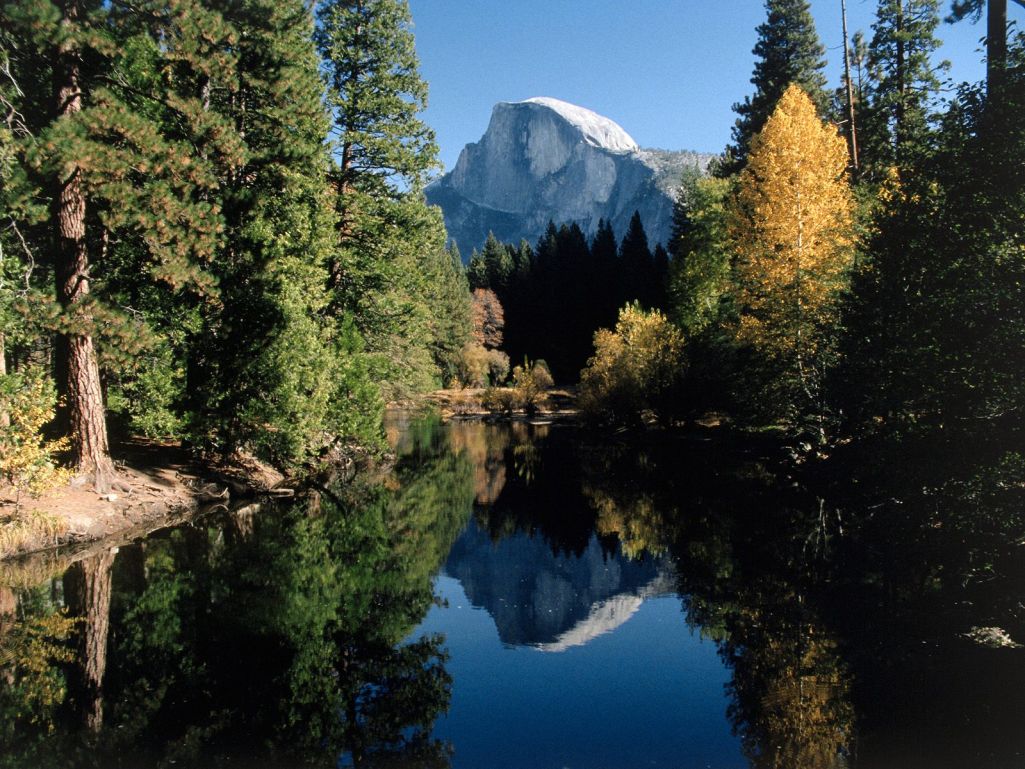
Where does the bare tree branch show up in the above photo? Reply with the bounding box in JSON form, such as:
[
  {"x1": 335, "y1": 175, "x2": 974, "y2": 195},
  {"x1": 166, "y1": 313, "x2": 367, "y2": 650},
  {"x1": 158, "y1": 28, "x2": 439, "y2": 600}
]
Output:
[{"x1": 5, "y1": 219, "x2": 36, "y2": 291}]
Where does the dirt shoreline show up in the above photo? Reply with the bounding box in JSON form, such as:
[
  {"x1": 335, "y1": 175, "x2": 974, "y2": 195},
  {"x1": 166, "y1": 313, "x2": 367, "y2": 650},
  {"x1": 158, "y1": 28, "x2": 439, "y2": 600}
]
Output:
[
  {"x1": 0, "y1": 437, "x2": 288, "y2": 561},
  {"x1": 1, "y1": 390, "x2": 577, "y2": 562}
]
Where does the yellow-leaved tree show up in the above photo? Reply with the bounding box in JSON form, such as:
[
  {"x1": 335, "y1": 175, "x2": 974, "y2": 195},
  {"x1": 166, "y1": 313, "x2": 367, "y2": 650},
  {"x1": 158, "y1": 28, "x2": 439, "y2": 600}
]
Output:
[
  {"x1": 579, "y1": 304, "x2": 686, "y2": 426},
  {"x1": 730, "y1": 84, "x2": 854, "y2": 432}
]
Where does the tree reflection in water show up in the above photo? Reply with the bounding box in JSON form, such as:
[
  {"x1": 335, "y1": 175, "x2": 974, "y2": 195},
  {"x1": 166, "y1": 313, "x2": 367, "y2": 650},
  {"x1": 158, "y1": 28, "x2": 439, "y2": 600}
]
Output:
[
  {"x1": 0, "y1": 415, "x2": 473, "y2": 768},
  {"x1": 583, "y1": 427, "x2": 1025, "y2": 769},
  {"x1": 63, "y1": 550, "x2": 116, "y2": 733},
  {"x1": 0, "y1": 417, "x2": 1022, "y2": 768}
]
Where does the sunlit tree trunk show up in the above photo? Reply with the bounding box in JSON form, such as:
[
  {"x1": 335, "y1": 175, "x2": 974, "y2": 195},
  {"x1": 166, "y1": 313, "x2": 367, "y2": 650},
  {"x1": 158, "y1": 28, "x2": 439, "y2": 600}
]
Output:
[
  {"x1": 0, "y1": 332, "x2": 8, "y2": 428},
  {"x1": 52, "y1": 0, "x2": 116, "y2": 492},
  {"x1": 841, "y1": 0, "x2": 859, "y2": 174},
  {"x1": 63, "y1": 549, "x2": 116, "y2": 732}
]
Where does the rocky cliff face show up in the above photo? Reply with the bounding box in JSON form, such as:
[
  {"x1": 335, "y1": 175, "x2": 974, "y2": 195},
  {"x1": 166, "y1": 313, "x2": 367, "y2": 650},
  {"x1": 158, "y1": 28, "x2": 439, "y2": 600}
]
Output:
[{"x1": 426, "y1": 97, "x2": 713, "y2": 255}]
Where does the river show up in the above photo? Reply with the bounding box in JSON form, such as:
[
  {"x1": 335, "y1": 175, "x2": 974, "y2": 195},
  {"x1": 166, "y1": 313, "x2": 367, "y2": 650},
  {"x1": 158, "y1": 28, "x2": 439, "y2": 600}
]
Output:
[{"x1": 1, "y1": 412, "x2": 1023, "y2": 768}]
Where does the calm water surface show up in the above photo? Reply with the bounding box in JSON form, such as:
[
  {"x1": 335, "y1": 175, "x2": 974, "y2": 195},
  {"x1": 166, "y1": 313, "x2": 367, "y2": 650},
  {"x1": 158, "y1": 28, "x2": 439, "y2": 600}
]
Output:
[{"x1": 1, "y1": 413, "x2": 1024, "y2": 768}]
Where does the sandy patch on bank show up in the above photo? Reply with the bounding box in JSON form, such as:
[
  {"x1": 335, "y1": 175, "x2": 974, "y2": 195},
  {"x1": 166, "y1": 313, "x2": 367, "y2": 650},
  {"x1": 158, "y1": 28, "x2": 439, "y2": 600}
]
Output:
[{"x1": 0, "y1": 437, "x2": 279, "y2": 559}]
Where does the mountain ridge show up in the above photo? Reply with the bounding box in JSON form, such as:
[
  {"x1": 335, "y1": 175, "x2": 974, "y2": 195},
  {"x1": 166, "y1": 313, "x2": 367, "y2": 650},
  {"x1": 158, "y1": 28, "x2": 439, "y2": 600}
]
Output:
[{"x1": 426, "y1": 97, "x2": 714, "y2": 256}]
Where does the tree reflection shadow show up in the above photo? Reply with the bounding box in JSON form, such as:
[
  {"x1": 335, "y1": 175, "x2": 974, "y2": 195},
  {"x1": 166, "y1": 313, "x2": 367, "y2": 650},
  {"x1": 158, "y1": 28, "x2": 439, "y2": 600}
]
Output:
[
  {"x1": 577, "y1": 428, "x2": 1025, "y2": 769},
  {"x1": 0, "y1": 415, "x2": 474, "y2": 768},
  {"x1": 0, "y1": 418, "x2": 1023, "y2": 768}
]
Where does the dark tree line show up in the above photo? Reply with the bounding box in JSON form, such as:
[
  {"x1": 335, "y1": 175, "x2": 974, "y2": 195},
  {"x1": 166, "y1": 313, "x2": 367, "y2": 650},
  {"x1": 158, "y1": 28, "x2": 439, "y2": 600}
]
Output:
[{"x1": 465, "y1": 213, "x2": 669, "y2": 382}]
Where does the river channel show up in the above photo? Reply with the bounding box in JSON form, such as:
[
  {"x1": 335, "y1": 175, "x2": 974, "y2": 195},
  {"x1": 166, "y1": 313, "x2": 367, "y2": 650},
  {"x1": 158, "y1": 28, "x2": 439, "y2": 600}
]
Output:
[{"x1": 1, "y1": 413, "x2": 1023, "y2": 768}]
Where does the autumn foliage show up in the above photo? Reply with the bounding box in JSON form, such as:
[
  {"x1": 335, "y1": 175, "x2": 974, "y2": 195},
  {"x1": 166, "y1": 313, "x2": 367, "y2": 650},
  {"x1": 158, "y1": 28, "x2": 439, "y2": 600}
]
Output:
[
  {"x1": 579, "y1": 304, "x2": 687, "y2": 426},
  {"x1": 471, "y1": 289, "x2": 505, "y2": 350},
  {"x1": 456, "y1": 289, "x2": 510, "y2": 387},
  {"x1": 730, "y1": 84, "x2": 855, "y2": 422},
  {"x1": 0, "y1": 371, "x2": 71, "y2": 508}
]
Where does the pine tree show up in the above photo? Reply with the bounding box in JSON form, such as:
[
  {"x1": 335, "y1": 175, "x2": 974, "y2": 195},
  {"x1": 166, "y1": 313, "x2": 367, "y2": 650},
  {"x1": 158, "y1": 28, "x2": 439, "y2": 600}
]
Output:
[
  {"x1": 479, "y1": 231, "x2": 515, "y2": 291},
  {"x1": 94, "y1": 2, "x2": 242, "y2": 442},
  {"x1": 669, "y1": 176, "x2": 732, "y2": 338},
  {"x1": 5, "y1": 0, "x2": 242, "y2": 489},
  {"x1": 947, "y1": 0, "x2": 1025, "y2": 97},
  {"x1": 513, "y1": 239, "x2": 533, "y2": 280},
  {"x1": 422, "y1": 244, "x2": 472, "y2": 386},
  {"x1": 652, "y1": 244, "x2": 670, "y2": 310},
  {"x1": 534, "y1": 221, "x2": 559, "y2": 272},
  {"x1": 731, "y1": 85, "x2": 855, "y2": 429},
  {"x1": 315, "y1": 0, "x2": 437, "y2": 307},
  {"x1": 591, "y1": 218, "x2": 619, "y2": 267},
  {"x1": 721, "y1": 0, "x2": 829, "y2": 176},
  {"x1": 590, "y1": 218, "x2": 621, "y2": 329},
  {"x1": 836, "y1": 38, "x2": 1025, "y2": 435},
  {"x1": 554, "y1": 222, "x2": 593, "y2": 377},
  {"x1": 667, "y1": 165, "x2": 704, "y2": 256},
  {"x1": 619, "y1": 211, "x2": 655, "y2": 308},
  {"x1": 668, "y1": 173, "x2": 738, "y2": 420},
  {"x1": 499, "y1": 239, "x2": 535, "y2": 368},
  {"x1": 317, "y1": 0, "x2": 463, "y2": 398},
  {"x1": 187, "y1": 0, "x2": 359, "y2": 463},
  {"x1": 860, "y1": 0, "x2": 948, "y2": 177},
  {"x1": 315, "y1": 0, "x2": 436, "y2": 203},
  {"x1": 466, "y1": 248, "x2": 486, "y2": 289},
  {"x1": 852, "y1": 30, "x2": 871, "y2": 101},
  {"x1": 0, "y1": 18, "x2": 45, "y2": 414}
]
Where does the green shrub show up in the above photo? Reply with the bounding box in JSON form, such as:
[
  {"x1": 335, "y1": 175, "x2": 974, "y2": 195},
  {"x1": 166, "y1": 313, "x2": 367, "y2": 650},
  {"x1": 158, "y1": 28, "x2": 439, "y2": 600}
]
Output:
[
  {"x1": 458, "y1": 344, "x2": 510, "y2": 388},
  {"x1": 458, "y1": 342, "x2": 490, "y2": 388},
  {"x1": 106, "y1": 342, "x2": 185, "y2": 439},
  {"x1": 481, "y1": 387, "x2": 517, "y2": 415}
]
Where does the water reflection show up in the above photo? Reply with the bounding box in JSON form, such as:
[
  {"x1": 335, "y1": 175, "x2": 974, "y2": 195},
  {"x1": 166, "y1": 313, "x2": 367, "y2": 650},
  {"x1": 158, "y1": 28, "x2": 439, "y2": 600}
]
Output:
[
  {"x1": 0, "y1": 414, "x2": 473, "y2": 768},
  {"x1": 63, "y1": 550, "x2": 115, "y2": 733},
  {"x1": 579, "y1": 428, "x2": 1025, "y2": 769},
  {"x1": 0, "y1": 415, "x2": 1022, "y2": 768},
  {"x1": 445, "y1": 518, "x2": 673, "y2": 650}
]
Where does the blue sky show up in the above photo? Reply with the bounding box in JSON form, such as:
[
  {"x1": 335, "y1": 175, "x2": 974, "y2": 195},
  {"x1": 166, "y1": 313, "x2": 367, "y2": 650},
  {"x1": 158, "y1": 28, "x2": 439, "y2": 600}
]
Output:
[{"x1": 408, "y1": 0, "x2": 1024, "y2": 171}]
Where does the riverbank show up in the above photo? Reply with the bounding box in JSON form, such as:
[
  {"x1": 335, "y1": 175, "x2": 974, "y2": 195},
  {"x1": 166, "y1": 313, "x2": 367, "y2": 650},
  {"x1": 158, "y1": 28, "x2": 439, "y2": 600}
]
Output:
[
  {"x1": 0, "y1": 437, "x2": 287, "y2": 560},
  {"x1": 418, "y1": 386, "x2": 580, "y2": 421}
]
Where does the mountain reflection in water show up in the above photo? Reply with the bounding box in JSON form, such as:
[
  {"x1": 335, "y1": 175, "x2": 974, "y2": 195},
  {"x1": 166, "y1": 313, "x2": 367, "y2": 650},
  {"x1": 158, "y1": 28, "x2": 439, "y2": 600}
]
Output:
[
  {"x1": 443, "y1": 517, "x2": 673, "y2": 650},
  {"x1": 0, "y1": 413, "x2": 1023, "y2": 769}
]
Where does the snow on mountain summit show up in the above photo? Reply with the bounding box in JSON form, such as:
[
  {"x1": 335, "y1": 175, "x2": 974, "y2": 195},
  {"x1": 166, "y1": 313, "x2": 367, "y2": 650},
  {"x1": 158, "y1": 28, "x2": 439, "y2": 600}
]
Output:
[
  {"x1": 517, "y1": 97, "x2": 639, "y2": 153},
  {"x1": 426, "y1": 97, "x2": 713, "y2": 255}
]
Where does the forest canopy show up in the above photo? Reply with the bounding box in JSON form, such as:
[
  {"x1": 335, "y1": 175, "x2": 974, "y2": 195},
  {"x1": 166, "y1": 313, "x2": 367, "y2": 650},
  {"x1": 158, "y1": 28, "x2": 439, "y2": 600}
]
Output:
[
  {"x1": 0, "y1": 0, "x2": 470, "y2": 493},
  {"x1": 1, "y1": 0, "x2": 1024, "y2": 509}
]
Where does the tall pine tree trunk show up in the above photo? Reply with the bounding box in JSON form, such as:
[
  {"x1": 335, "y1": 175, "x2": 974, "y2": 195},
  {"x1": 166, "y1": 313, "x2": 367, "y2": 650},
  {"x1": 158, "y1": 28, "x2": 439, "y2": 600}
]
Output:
[
  {"x1": 0, "y1": 331, "x2": 8, "y2": 428},
  {"x1": 53, "y1": 0, "x2": 116, "y2": 492},
  {"x1": 895, "y1": 2, "x2": 907, "y2": 156},
  {"x1": 841, "y1": 0, "x2": 859, "y2": 174}
]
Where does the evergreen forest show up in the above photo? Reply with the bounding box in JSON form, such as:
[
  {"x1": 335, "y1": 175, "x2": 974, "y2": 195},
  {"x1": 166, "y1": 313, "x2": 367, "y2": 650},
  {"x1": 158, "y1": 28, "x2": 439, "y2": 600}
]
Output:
[
  {"x1": 1, "y1": 0, "x2": 1024, "y2": 533},
  {"x1": 2, "y1": 2, "x2": 1025, "y2": 766},
  {"x1": 0, "y1": 0, "x2": 472, "y2": 498}
]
